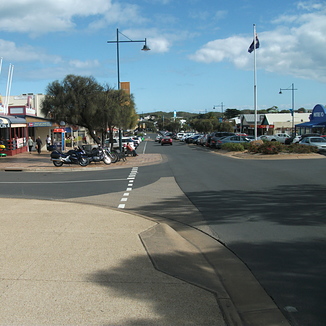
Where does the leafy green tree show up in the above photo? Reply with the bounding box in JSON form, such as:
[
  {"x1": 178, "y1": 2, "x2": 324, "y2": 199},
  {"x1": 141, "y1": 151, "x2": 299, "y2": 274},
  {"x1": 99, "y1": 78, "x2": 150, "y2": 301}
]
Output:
[
  {"x1": 41, "y1": 75, "x2": 103, "y2": 143},
  {"x1": 224, "y1": 108, "x2": 241, "y2": 119},
  {"x1": 41, "y1": 75, "x2": 137, "y2": 145}
]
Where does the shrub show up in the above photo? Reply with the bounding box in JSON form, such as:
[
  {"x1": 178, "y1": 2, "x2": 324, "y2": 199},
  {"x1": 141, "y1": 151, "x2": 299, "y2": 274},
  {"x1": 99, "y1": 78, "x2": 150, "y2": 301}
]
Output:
[
  {"x1": 286, "y1": 143, "x2": 318, "y2": 153},
  {"x1": 221, "y1": 143, "x2": 245, "y2": 151},
  {"x1": 242, "y1": 142, "x2": 251, "y2": 150},
  {"x1": 248, "y1": 141, "x2": 261, "y2": 153},
  {"x1": 247, "y1": 140, "x2": 284, "y2": 155}
]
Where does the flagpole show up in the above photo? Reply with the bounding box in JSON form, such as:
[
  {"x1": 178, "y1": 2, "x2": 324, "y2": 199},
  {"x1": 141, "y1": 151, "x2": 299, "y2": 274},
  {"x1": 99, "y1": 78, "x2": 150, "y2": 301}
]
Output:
[{"x1": 253, "y1": 24, "x2": 258, "y2": 140}]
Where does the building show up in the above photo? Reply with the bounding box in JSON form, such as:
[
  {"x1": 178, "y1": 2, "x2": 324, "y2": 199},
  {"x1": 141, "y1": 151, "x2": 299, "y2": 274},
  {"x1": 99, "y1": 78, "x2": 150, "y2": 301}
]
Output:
[
  {"x1": 240, "y1": 112, "x2": 311, "y2": 136},
  {"x1": 0, "y1": 94, "x2": 57, "y2": 155},
  {"x1": 296, "y1": 104, "x2": 326, "y2": 134}
]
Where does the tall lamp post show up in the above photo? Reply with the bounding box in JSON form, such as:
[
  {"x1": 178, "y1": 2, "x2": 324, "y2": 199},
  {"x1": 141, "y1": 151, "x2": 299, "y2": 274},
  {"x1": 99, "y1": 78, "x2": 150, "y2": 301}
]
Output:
[
  {"x1": 279, "y1": 83, "x2": 297, "y2": 135},
  {"x1": 213, "y1": 102, "x2": 224, "y2": 120},
  {"x1": 107, "y1": 28, "x2": 150, "y2": 151}
]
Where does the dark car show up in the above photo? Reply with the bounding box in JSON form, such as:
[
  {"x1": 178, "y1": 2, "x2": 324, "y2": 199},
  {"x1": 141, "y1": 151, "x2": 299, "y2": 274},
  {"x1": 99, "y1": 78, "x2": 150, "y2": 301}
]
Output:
[
  {"x1": 208, "y1": 132, "x2": 235, "y2": 148},
  {"x1": 161, "y1": 137, "x2": 173, "y2": 145}
]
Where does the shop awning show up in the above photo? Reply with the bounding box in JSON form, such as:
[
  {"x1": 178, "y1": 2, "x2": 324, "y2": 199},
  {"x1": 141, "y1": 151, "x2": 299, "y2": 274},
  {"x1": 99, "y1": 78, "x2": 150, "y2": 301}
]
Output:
[
  {"x1": 296, "y1": 121, "x2": 326, "y2": 128},
  {"x1": 4, "y1": 116, "x2": 27, "y2": 127},
  {"x1": 0, "y1": 116, "x2": 10, "y2": 128}
]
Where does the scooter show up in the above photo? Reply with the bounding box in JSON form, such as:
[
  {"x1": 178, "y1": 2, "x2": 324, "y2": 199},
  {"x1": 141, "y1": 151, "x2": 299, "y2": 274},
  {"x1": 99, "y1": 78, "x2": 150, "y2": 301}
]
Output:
[
  {"x1": 81, "y1": 145, "x2": 111, "y2": 165},
  {"x1": 50, "y1": 147, "x2": 89, "y2": 167}
]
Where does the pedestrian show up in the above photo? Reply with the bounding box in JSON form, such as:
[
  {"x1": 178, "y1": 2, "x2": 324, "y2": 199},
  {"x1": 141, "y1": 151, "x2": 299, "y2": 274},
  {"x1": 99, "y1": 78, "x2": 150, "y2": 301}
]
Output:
[
  {"x1": 126, "y1": 142, "x2": 138, "y2": 156},
  {"x1": 27, "y1": 137, "x2": 34, "y2": 153},
  {"x1": 36, "y1": 136, "x2": 42, "y2": 154},
  {"x1": 46, "y1": 135, "x2": 51, "y2": 146}
]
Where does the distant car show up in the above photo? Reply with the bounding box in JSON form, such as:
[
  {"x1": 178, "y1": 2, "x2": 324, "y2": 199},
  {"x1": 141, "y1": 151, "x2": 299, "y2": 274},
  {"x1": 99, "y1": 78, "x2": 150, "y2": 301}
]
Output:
[
  {"x1": 185, "y1": 134, "x2": 202, "y2": 144},
  {"x1": 161, "y1": 137, "x2": 173, "y2": 145},
  {"x1": 197, "y1": 134, "x2": 208, "y2": 146},
  {"x1": 299, "y1": 137, "x2": 326, "y2": 151},
  {"x1": 104, "y1": 137, "x2": 135, "y2": 149},
  {"x1": 216, "y1": 135, "x2": 251, "y2": 149},
  {"x1": 208, "y1": 132, "x2": 235, "y2": 148},
  {"x1": 296, "y1": 133, "x2": 321, "y2": 143},
  {"x1": 259, "y1": 133, "x2": 291, "y2": 143},
  {"x1": 155, "y1": 135, "x2": 163, "y2": 142}
]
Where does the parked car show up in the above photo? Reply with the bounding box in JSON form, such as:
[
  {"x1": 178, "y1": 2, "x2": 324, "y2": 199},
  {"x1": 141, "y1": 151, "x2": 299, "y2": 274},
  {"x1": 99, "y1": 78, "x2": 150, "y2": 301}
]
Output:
[
  {"x1": 161, "y1": 137, "x2": 173, "y2": 145},
  {"x1": 197, "y1": 134, "x2": 208, "y2": 146},
  {"x1": 104, "y1": 137, "x2": 136, "y2": 149},
  {"x1": 155, "y1": 135, "x2": 163, "y2": 142},
  {"x1": 284, "y1": 135, "x2": 301, "y2": 145},
  {"x1": 185, "y1": 134, "x2": 202, "y2": 144},
  {"x1": 299, "y1": 137, "x2": 326, "y2": 151},
  {"x1": 176, "y1": 132, "x2": 185, "y2": 140},
  {"x1": 259, "y1": 133, "x2": 291, "y2": 143},
  {"x1": 296, "y1": 133, "x2": 321, "y2": 143},
  {"x1": 215, "y1": 135, "x2": 251, "y2": 149},
  {"x1": 180, "y1": 133, "x2": 195, "y2": 142},
  {"x1": 208, "y1": 132, "x2": 235, "y2": 148}
]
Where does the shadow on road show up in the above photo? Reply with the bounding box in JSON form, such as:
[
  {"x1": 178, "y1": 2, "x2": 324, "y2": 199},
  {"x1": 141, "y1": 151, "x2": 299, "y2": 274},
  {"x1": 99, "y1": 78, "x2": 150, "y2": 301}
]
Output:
[{"x1": 126, "y1": 183, "x2": 326, "y2": 326}]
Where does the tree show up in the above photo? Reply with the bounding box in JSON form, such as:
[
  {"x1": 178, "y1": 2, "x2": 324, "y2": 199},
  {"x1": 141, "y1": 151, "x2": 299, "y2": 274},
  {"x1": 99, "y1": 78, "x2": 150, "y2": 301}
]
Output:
[
  {"x1": 41, "y1": 75, "x2": 137, "y2": 145},
  {"x1": 98, "y1": 86, "x2": 137, "y2": 144},
  {"x1": 224, "y1": 108, "x2": 241, "y2": 119},
  {"x1": 41, "y1": 75, "x2": 104, "y2": 143}
]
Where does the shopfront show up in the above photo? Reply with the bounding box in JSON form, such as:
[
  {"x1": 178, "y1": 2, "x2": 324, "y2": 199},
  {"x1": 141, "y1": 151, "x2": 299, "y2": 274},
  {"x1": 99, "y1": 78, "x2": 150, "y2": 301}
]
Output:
[
  {"x1": 0, "y1": 115, "x2": 28, "y2": 156},
  {"x1": 296, "y1": 104, "x2": 326, "y2": 135}
]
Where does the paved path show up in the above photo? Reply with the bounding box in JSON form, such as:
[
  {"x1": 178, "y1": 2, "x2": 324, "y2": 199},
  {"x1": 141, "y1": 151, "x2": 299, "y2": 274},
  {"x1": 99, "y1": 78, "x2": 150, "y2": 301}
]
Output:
[{"x1": 0, "y1": 151, "x2": 163, "y2": 171}]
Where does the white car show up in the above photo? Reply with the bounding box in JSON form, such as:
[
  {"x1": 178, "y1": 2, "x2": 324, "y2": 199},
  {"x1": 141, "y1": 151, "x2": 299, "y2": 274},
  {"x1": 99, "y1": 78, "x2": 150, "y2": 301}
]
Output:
[
  {"x1": 299, "y1": 137, "x2": 326, "y2": 151},
  {"x1": 259, "y1": 133, "x2": 291, "y2": 143}
]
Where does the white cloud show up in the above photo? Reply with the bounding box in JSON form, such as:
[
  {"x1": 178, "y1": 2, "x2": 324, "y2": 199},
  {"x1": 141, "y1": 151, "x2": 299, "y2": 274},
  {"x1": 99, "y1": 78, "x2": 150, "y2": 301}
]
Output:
[
  {"x1": 69, "y1": 59, "x2": 100, "y2": 69},
  {"x1": 0, "y1": 39, "x2": 62, "y2": 63},
  {"x1": 0, "y1": 0, "x2": 143, "y2": 36},
  {"x1": 190, "y1": 3, "x2": 326, "y2": 83}
]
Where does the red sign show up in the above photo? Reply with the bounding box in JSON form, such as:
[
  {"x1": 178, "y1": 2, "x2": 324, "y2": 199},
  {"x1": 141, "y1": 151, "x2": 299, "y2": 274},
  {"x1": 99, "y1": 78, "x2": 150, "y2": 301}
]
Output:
[{"x1": 53, "y1": 128, "x2": 65, "y2": 133}]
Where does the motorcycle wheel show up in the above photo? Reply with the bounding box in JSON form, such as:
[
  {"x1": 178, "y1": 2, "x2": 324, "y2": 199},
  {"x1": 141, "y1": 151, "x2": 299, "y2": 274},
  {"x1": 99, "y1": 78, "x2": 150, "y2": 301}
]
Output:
[
  {"x1": 79, "y1": 157, "x2": 89, "y2": 166},
  {"x1": 103, "y1": 154, "x2": 111, "y2": 165},
  {"x1": 53, "y1": 161, "x2": 63, "y2": 167},
  {"x1": 109, "y1": 152, "x2": 119, "y2": 163}
]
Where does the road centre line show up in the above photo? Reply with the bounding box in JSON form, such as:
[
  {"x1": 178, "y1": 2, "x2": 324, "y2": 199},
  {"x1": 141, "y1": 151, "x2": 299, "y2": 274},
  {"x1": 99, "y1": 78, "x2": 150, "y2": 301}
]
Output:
[
  {"x1": 0, "y1": 178, "x2": 127, "y2": 184},
  {"x1": 118, "y1": 167, "x2": 138, "y2": 209}
]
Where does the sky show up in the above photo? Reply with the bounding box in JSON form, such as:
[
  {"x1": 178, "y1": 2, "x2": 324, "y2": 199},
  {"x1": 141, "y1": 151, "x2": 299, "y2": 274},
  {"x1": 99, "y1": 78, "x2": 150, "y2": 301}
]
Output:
[{"x1": 0, "y1": 0, "x2": 325, "y2": 114}]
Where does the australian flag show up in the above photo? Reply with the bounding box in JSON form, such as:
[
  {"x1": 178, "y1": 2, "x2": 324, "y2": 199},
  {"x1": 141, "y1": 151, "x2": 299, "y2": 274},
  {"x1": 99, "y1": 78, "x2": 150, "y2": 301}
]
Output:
[{"x1": 248, "y1": 36, "x2": 260, "y2": 53}]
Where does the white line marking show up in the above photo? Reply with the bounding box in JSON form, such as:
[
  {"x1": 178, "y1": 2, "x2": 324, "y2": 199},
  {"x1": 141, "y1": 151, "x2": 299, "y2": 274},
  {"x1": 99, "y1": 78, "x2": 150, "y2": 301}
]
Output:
[
  {"x1": 121, "y1": 198, "x2": 128, "y2": 202},
  {"x1": 118, "y1": 204, "x2": 125, "y2": 208},
  {"x1": 126, "y1": 188, "x2": 132, "y2": 191},
  {"x1": 123, "y1": 193, "x2": 129, "y2": 196},
  {"x1": 0, "y1": 178, "x2": 127, "y2": 184}
]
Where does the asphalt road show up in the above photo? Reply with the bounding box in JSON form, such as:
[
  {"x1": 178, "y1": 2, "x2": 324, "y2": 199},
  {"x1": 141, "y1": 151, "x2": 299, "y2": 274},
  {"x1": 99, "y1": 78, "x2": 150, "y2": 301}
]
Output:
[
  {"x1": 146, "y1": 137, "x2": 326, "y2": 326},
  {"x1": 1, "y1": 135, "x2": 325, "y2": 326}
]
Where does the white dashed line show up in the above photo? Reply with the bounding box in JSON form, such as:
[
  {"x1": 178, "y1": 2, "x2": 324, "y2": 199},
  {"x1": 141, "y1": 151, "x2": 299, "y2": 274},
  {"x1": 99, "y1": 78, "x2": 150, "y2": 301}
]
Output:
[{"x1": 118, "y1": 167, "x2": 138, "y2": 209}]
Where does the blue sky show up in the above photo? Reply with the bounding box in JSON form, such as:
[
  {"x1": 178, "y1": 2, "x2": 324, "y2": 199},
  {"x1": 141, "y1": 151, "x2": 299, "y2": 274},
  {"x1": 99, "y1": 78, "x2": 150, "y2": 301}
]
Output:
[{"x1": 0, "y1": 0, "x2": 325, "y2": 114}]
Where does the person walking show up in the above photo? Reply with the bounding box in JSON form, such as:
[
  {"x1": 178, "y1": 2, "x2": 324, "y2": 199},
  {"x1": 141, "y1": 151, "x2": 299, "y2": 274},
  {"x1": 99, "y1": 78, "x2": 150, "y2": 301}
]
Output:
[
  {"x1": 27, "y1": 137, "x2": 34, "y2": 153},
  {"x1": 36, "y1": 136, "x2": 42, "y2": 154}
]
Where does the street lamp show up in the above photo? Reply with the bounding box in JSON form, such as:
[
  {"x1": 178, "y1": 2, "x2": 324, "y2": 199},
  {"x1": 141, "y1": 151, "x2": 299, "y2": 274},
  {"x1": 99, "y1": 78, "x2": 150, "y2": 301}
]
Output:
[
  {"x1": 107, "y1": 28, "x2": 150, "y2": 151},
  {"x1": 279, "y1": 83, "x2": 297, "y2": 136},
  {"x1": 213, "y1": 102, "x2": 224, "y2": 119}
]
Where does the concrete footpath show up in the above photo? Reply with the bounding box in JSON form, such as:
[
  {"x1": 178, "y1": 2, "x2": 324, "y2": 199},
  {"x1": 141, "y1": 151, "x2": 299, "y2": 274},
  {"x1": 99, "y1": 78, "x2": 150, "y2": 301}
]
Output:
[
  {"x1": 1, "y1": 198, "x2": 226, "y2": 326},
  {"x1": 0, "y1": 151, "x2": 291, "y2": 325}
]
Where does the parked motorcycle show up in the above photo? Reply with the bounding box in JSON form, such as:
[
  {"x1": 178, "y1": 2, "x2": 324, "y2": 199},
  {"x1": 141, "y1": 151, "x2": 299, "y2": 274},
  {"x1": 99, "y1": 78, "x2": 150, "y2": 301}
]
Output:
[
  {"x1": 50, "y1": 147, "x2": 89, "y2": 167},
  {"x1": 81, "y1": 145, "x2": 111, "y2": 165},
  {"x1": 103, "y1": 146, "x2": 119, "y2": 163}
]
